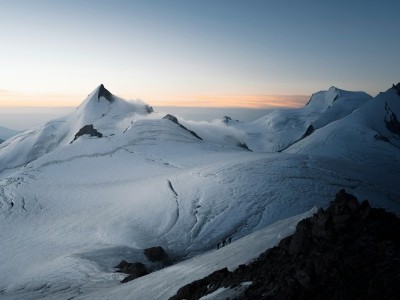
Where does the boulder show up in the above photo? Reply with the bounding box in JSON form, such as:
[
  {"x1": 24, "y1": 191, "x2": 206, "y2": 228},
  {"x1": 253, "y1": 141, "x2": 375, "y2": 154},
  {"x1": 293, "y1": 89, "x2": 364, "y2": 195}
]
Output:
[
  {"x1": 144, "y1": 246, "x2": 168, "y2": 262},
  {"x1": 115, "y1": 260, "x2": 148, "y2": 283}
]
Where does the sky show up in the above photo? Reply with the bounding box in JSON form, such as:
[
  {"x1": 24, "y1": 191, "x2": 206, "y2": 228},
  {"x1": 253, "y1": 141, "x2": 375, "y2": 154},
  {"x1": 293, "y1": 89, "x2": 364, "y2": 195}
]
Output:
[{"x1": 0, "y1": 0, "x2": 399, "y2": 109}]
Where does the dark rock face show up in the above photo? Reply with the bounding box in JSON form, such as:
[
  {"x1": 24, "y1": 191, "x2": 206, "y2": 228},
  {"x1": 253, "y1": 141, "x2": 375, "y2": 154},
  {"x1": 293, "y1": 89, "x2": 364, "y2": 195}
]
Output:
[
  {"x1": 144, "y1": 246, "x2": 168, "y2": 262},
  {"x1": 222, "y1": 116, "x2": 239, "y2": 124},
  {"x1": 115, "y1": 260, "x2": 148, "y2": 283},
  {"x1": 97, "y1": 84, "x2": 115, "y2": 102},
  {"x1": 170, "y1": 190, "x2": 400, "y2": 300},
  {"x1": 237, "y1": 142, "x2": 251, "y2": 151},
  {"x1": 392, "y1": 82, "x2": 400, "y2": 96},
  {"x1": 163, "y1": 114, "x2": 180, "y2": 125},
  {"x1": 384, "y1": 102, "x2": 400, "y2": 135},
  {"x1": 172, "y1": 268, "x2": 231, "y2": 300},
  {"x1": 301, "y1": 124, "x2": 314, "y2": 139},
  {"x1": 96, "y1": 84, "x2": 153, "y2": 114},
  {"x1": 115, "y1": 246, "x2": 169, "y2": 283},
  {"x1": 163, "y1": 114, "x2": 203, "y2": 140},
  {"x1": 145, "y1": 105, "x2": 154, "y2": 113},
  {"x1": 70, "y1": 124, "x2": 103, "y2": 144}
]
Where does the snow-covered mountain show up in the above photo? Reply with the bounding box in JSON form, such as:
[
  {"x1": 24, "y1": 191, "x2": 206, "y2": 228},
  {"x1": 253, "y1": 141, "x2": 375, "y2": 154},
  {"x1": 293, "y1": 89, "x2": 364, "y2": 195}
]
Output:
[
  {"x1": 0, "y1": 84, "x2": 399, "y2": 299},
  {"x1": 285, "y1": 84, "x2": 400, "y2": 164},
  {"x1": 0, "y1": 125, "x2": 18, "y2": 143},
  {"x1": 231, "y1": 87, "x2": 372, "y2": 152},
  {"x1": 0, "y1": 84, "x2": 154, "y2": 172}
]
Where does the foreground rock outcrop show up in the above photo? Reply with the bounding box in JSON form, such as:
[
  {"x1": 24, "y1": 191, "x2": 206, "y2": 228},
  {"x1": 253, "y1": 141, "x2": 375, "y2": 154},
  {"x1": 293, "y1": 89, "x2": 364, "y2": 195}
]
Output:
[
  {"x1": 163, "y1": 114, "x2": 203, "y2": 140},
  {"x1": 144, "y1": 246, "x2": 168, "y2": 262},
  {"x1": 171, "y1": 190, "x2": 400, "y2": 299},
  {"x1": 115, "y1": 261, "x2": 148, "y2": 283},
  {"x1": 115, "y1": 246, "x2": 169, "y2": 283},
  {"x1": 70, "y1": 124, "x2": 103, "y2": 143}
]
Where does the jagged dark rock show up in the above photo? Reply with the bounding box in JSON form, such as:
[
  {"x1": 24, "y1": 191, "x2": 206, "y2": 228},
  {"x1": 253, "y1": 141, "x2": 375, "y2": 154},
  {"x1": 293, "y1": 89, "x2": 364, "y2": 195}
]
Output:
[
  {"x1": 384, "y1": 102, "x2": 400, "y2": 135},
  {"x1": 392, "y1": 82, "x2": 400, "y2": 96},
  {"x1": 115, "y1": 247, "x2": 169, "y2": 283},
  {"x1": 144, "y1": 246, "x2": 168, "y2": 262},
  {"x1": 222, "y1": 116, "x2": 239, "y2": 124},
  {"x1": 145, "y1": 105, "x2": 154, "y2": 113},
  {"x1": 163, "y1": 114, "x2": 180, "y2": 125},
  {"x1": 163, "y1": 114, "x2": 203, "y2": 140},
  {"x1": 237, "y1": 142, "x2": 251, "y2": 151},
  {"x1": 70, "y1": 124, "x2": 103, "y2": 144},
  {"x1": 97, "y1": 84, "x2": 115, "y2": 102},
  {"x1": 301, "y1": 124, "x2": 314, "y2": 139},
  {"x1": 170, "y1": 190, "x2": 400, "y2": 300},
  {"x1": 172, "y1": 268, "x2": 231, "y2": 300},
  {"x1": 115, "y1": 260, "x2": 129, "y2": 269},
  {"x1": 115, "y1": 260, "x2": 148, "y2": 283}
]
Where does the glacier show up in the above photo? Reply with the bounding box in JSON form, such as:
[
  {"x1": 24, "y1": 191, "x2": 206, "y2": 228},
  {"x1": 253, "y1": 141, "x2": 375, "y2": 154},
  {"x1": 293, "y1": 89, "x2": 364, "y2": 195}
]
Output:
[{"x1": 0, "y1": 83, "x2": 399, "y2": 299}]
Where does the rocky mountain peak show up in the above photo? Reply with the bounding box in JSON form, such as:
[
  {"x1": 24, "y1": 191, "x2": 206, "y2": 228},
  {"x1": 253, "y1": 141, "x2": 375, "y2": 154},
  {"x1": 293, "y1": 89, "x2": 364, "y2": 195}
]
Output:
[{"x1": 96, "y1": 84, "x2": 115, "y2": 102}]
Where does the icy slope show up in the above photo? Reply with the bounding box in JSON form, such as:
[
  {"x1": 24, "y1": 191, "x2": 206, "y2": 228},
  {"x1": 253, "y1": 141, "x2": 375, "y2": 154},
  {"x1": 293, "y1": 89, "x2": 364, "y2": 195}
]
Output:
[
  {"x1": 76, "y1": 209, "x2": 316, "y2": 300},
  {"x1": 1, "y1": 149, "x2": 399, "y2": 299},
  {"x1": 233, "y1": 87, "x2": 371, "y2": 152},
  {"x1": 285, "y1": 84, "x2": 400, "y2": 164}
]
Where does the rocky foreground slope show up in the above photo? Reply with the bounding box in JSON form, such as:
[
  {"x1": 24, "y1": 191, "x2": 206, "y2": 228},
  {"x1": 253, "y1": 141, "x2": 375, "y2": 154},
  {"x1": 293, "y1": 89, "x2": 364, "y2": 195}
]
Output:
[{"x1": 171, "y1": 190, "x2": 400, "y2": 299}]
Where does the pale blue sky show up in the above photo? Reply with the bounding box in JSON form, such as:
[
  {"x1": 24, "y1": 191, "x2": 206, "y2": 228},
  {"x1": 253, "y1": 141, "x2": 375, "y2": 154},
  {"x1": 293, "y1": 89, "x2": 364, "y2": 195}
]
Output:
[{"x1": 0, "y1": 0, "x2": 399, "y2": 107}]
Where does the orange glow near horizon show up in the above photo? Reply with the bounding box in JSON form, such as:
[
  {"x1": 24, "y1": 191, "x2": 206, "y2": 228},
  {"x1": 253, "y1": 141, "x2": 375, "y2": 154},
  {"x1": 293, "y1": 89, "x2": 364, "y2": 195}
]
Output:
[
  {"x1": 156, "y1": 94, "x2": 309, "y2": 108},
  {"x1": 0, "y1": 90, "x2": 82, "y2": 107},
  {"x1": 0, "y1": 90, "x2": 309, "y2": 109}
]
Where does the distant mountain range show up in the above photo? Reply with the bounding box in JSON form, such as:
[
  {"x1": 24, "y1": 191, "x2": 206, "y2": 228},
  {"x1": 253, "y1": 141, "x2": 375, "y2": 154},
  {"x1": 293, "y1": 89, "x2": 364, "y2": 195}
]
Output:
[
  {"x1": 0, "y1": 125, "x2": 18, "y2": 143},
  {"x1": 231, "y1": 86, "x2": 372, "y2": 152},
  {"x1": 0, "y1": 83, "x2": 399, "y2": 299}
]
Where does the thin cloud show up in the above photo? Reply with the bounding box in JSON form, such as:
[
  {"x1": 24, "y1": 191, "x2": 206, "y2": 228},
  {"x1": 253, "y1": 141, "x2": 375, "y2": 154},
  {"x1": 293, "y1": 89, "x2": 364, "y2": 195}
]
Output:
[{"x1": 179, "y1": 118, "x2": 247, "y2": 147}]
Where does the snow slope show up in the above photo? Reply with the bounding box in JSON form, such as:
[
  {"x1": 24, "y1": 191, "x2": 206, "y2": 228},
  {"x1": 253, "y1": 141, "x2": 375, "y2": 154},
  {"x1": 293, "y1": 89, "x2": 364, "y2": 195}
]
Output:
[
  {"x1": 77, "y1": 209, "x2": 316, "y2": 300},
  {"x1": 0, "y1": 84, "x2": 399, "y2": 300},
  {"x1": 285, "y1": 85, "x2": 400, "y2": 165},
  {"x1": 232, "y1": 87, "x2": 372, "y2": 152},
  {"x1": 1, "y1": 209, "x2": 315, "y2": 299}
]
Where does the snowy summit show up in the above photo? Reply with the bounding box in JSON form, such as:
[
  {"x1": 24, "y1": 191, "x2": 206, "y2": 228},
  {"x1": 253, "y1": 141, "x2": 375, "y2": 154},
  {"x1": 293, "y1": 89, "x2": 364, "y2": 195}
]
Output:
[{"x1": 0, "y1": 83, "x2": 399, "y2": 299}]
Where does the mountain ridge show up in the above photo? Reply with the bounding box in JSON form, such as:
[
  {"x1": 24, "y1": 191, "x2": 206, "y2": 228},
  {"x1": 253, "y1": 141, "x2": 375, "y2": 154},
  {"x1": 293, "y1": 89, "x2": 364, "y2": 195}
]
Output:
[
  {"x1": 231, "y1": 86, "x2": 372, "y2": 152},
  {"x1": 0, "y1": 83, "x2": 399, "y2": 299},
  {"x1": 285, "y1": 83, "x2": 400, "y2": 163}
]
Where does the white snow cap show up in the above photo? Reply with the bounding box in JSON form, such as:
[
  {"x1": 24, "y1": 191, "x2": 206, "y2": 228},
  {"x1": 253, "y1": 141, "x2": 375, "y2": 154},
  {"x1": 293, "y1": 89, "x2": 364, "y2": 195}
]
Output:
[{"x1": 76, "y1": 84, "x2": 153, "y2": 123}]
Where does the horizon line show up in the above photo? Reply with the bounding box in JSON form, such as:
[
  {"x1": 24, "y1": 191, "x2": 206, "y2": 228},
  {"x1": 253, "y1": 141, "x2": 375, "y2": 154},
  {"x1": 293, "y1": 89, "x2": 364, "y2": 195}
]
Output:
[
  {"x1": 0, "y1": 89, "x2": 310, "y2": 109},
  {"x1": 0, "y1": 104, "x2": 300, "y2": 108},
  {"x1": 0, "y1": 94, "x2": 310, "y2": 109}
]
